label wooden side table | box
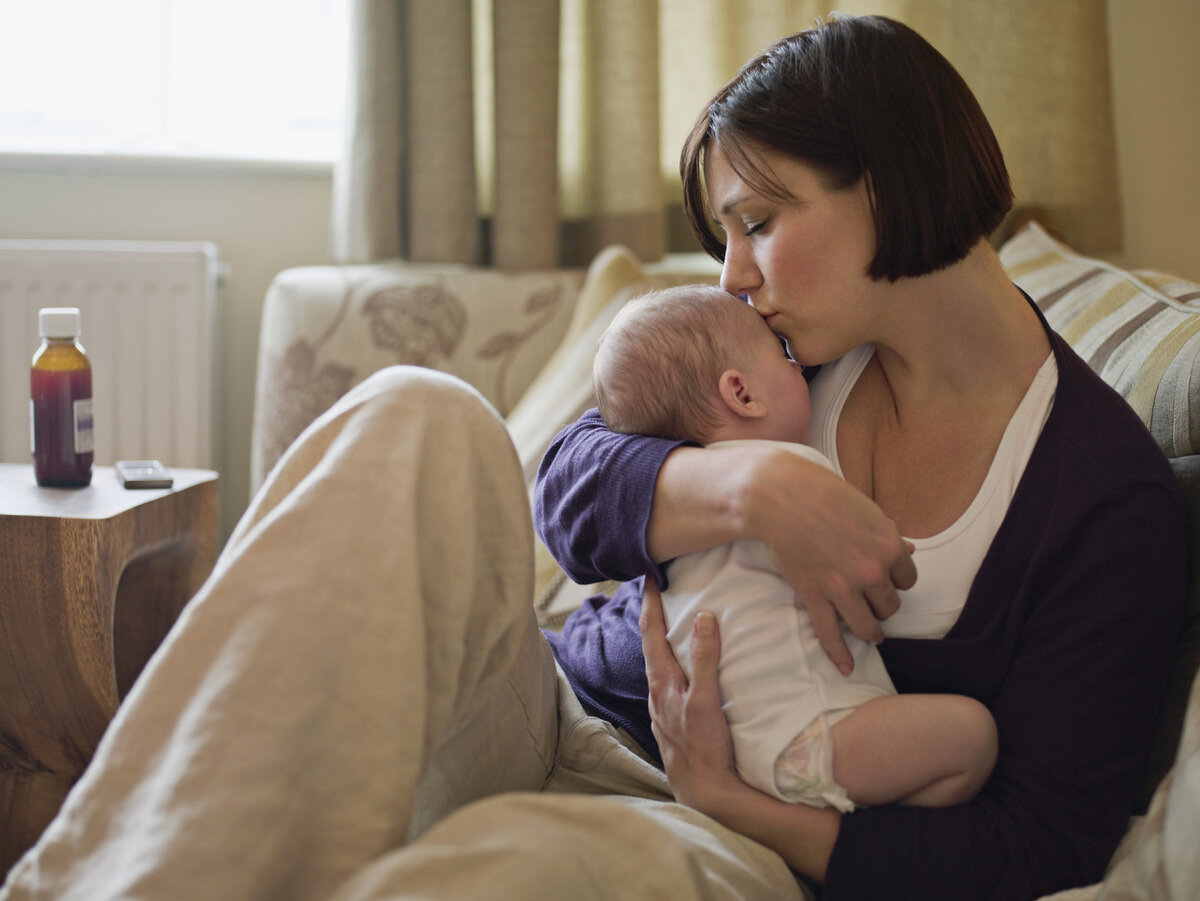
[0,463,218,874]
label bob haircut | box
[681,14,1013,282]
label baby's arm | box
[829,694,997,807]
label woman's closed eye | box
[744,217,771,237]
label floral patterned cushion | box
[251,262,586,494]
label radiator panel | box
[0,240,218,469]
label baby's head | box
[593,284,812,446]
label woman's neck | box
[833,241,1053,536]
[865,242,1050,425]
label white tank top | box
[806,345,1058,639]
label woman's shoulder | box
[1033,330,1181,514]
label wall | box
[1,3,1197,545]
[1106,0,1200,282]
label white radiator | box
[0,240,220,469]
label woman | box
[537,13,1186,899]
[1,15,1183,901]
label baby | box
[593,284,996,810]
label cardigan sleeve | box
[533,408,692,587]
[824,472,1187,900]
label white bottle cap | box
[39,307,81,339]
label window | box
[0,0,349,163]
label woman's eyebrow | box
[718,194,751,215]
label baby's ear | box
[717,370,767,419]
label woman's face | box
[705,143,880,366]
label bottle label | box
[73,398,94,454]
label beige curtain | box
[332,0,1121,269]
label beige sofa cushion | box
[252,262,586,493]
[999,222,1200,459]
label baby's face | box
[741,305,813,444]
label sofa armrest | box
[250,261,585,494]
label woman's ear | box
[717,370,767,419]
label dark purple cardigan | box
[535,316,1186,900]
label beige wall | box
[1,3,1196,543]
[1106,0,1200,282]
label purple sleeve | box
[533,408,693,587]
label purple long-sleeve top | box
[534,314,1187,900]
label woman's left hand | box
[640,577,842,880]
[639,578,741,809]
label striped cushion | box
[999,222,1200,459]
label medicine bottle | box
[31,307,94,487]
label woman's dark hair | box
[681,14,1013,282]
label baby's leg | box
[828,694,997,807]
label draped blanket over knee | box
[1,367,558,901]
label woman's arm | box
[536,411,915,670]
[650,440,914,668]
[534,409,689,585]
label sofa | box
[252,221,1200,899]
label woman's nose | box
[719,241,761,298]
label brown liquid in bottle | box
[31,309,93,487]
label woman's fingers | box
[640,578,679,691]
[789,551,913,674]
[804,594,856,676]
[890,547,919,592]
[743,449,919,667]
[865,580,903,622]
[640,579,739,809]
[639,578,724,727]
[641,579,721,695]
[686,611,721,705]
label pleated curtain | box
[332,0,1122,269]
